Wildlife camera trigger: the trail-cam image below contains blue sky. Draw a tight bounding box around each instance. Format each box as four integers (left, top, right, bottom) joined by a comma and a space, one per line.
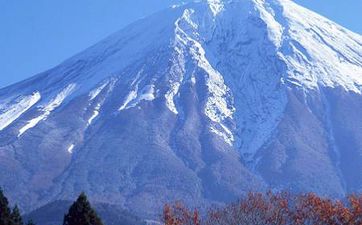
0, 0, 361, 88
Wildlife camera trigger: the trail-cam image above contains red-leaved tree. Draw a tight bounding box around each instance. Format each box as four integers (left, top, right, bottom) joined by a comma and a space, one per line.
162, 192, 362, 225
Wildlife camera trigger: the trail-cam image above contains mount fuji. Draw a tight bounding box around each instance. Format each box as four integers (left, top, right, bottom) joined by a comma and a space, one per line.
1, 0, 362, 218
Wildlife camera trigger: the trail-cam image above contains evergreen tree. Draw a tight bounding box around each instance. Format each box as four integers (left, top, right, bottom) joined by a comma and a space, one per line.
25, 220, 35, 225
0, 187, 12, 225
10, 205, 23, 225
63, 192, 103, 225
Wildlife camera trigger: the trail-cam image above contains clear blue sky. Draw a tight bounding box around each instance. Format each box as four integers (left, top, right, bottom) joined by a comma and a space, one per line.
0, 0, 361, 88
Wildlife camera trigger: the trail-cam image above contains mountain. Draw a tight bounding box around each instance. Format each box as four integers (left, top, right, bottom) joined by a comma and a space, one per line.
0, 0, 362, 219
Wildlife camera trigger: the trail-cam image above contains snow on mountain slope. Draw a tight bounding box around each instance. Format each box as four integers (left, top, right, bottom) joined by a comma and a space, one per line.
207, 0, 224, 16
0, 0, 362, 218
18, 84, 76, 137
275, 0, 362, 92
0, 92, 41, 131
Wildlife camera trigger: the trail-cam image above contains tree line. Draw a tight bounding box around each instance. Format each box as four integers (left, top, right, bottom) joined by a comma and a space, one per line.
0, 188, 103, 225
163, 191, 362, 225
2, 187, 362, 225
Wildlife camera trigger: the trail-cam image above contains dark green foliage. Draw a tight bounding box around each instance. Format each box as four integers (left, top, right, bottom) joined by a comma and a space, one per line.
0, 188, 33, 225
24, 200, 145, 225
25, 220, 35, 225
0, 187, 12, 225
63, 193, 103, 225
10, 206, 23, 225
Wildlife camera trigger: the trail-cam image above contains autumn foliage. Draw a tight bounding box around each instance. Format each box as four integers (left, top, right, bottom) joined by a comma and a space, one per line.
163, 192, 362, 225
163, 202, 201, 225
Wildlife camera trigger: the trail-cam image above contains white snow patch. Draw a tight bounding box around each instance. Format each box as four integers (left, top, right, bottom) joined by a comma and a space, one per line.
119, 89, 138, 111
119, 77, 156, 111
18, 84, 76, 137
18, 116, 42, 137
207, 0, 224, 16
190, 76, 196, 85
0, 92, 41, 131
138, 85, 156, 101
119, 70, 157, 111
190, 40, 234, 123
163, 11, 190, 115
88, 104, 101, 126
175, 9, 235, 123
254, 0, 284, 48
210, 123, 234, 146
89, 81, 109, 100
272, 0, 362, 93
67, 144, 75, 154
44, 84, 76, 112
106, 77, 118, 94
87, 78, 117, 127
181, 9, 198, 29
165, 82, 181, 114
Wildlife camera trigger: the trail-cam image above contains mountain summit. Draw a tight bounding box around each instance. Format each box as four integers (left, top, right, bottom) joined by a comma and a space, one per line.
1, 0, 362, 218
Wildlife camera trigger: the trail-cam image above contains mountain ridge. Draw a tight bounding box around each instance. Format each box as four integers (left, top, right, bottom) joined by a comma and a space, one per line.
0, 0, 362, 218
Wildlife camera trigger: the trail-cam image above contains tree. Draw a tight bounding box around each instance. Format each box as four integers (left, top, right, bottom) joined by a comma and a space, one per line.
163, 202, 200, 225
0, 187, 12, 225
10, 205, 23, 225
63, 192, 103, 225
25, 220, 35, 225
163, 192, 362, 225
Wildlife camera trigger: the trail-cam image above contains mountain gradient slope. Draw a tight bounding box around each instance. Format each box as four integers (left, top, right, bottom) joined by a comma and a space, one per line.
0, 0, 362, 218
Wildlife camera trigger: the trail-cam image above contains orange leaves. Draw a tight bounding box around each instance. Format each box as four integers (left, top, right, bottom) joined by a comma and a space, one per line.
205, 192, 292, 225
294, 193, 361, 225
162, 192, 362, 225
163, 202, 201, 225
348, 194, 362, 224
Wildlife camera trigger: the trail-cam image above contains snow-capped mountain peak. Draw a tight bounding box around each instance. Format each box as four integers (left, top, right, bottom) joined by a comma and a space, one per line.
0, 0, 362, 218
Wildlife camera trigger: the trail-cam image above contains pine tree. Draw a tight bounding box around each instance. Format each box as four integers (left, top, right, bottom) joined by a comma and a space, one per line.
63, 192, 103, 225
0, 187, 12, 225
10, 205, 23, 225
25, 220, 35, 225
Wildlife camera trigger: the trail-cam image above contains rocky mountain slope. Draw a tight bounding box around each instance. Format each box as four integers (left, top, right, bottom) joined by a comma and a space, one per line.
1, 0, 362, 219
